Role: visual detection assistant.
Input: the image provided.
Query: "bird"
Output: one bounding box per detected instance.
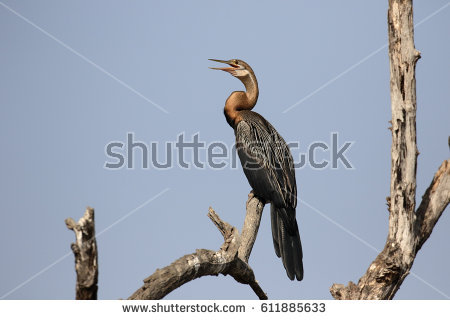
[209,58,303,281]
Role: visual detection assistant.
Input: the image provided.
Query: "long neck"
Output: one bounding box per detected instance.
[241,74,259,107]
[224,74,259,127]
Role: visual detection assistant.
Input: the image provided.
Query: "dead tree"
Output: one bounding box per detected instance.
[330,0,450,299]
[65,207,98,300]
[65,0,449,300]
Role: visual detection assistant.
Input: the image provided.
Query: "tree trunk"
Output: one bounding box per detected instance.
[65,207,98,300]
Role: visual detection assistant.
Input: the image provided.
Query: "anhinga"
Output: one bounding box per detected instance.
[209,58,303,281]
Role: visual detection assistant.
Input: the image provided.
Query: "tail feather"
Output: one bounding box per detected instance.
[271,207,281,257]
[271,205,303,281]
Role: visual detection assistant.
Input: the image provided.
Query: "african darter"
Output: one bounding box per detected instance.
[209,58,303,281]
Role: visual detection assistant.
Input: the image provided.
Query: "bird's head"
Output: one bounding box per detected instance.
[208,59,254,79]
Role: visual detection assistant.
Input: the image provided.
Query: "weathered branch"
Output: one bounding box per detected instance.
[65,207,98,300]
[238,194,265,263]
[416,160,450,250]
[330,0,449,300]
[128,192,267,300]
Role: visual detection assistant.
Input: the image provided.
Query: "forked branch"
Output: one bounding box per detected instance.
[330,0,449,300]
[128,192,267,300]
[330,160,449,299]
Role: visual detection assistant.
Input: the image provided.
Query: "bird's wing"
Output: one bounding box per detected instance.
[236,117,297,209]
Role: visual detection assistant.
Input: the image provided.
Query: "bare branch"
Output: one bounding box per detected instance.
[331,160,449,300]
[128,193,267,300]
[238,192,265,263]
[65,207,98,300]
[416,160,450,250]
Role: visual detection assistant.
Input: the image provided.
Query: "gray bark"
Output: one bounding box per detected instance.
[65,207,98,300]
[330,0,450,300]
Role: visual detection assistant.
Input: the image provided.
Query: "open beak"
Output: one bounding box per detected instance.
[208,59,238,72]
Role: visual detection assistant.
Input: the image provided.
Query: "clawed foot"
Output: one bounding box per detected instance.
[248,190,269,204]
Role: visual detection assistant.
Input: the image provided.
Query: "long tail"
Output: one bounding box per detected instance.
[271,205,303,281]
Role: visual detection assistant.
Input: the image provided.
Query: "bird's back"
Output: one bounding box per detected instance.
[235,110,297,211]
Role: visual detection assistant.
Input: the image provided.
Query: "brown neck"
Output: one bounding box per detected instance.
[224,74,259,127]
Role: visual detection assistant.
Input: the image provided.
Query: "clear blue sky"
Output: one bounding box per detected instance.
[1,0,449,299]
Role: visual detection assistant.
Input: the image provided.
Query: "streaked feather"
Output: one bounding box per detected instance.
[235,110,303,280]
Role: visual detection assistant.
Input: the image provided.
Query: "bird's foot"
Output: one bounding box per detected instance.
[248,190,269,204]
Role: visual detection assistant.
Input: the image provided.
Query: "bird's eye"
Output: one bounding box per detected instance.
[234,60,238,65]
